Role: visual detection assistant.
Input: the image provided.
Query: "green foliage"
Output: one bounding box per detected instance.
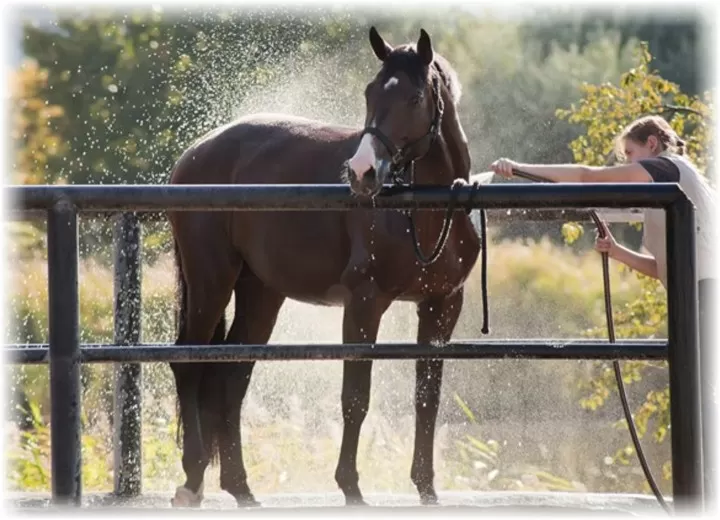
[19,7,365,186]
[561,222,584,245]
[520,9,702,95]
[6,400,113,491]
[556,41,713,171]
[10,59,67,185]
[6,402,49,490]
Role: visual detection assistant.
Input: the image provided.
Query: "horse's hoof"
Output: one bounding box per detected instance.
[345,496,368,507]
[420,493,439,506]
[170,485,204,508]
[235,496,261,508]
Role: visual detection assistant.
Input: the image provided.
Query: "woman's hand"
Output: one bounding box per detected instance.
[594,219,619,259]
[489,158,520,179]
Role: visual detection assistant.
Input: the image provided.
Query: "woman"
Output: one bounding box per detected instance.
[490,114,717,503]
[490,115,716,288]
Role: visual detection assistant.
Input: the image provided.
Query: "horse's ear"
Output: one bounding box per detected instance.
[369,26,392,62]
[417,28,434,66]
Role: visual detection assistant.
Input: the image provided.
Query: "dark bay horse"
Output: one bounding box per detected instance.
[167,27,482,508]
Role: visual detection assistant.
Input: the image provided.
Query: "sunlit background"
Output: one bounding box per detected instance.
[4,1,714,502]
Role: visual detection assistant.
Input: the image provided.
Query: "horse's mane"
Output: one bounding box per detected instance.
[432,53,462,107]
[380,44,462,107]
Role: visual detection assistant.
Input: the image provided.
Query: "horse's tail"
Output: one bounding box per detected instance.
[173,238,187,344]
[196,326,227,465]
[172,237,227,465]
[173,237,187,449]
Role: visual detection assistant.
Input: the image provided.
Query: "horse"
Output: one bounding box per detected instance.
[166,26,484,508]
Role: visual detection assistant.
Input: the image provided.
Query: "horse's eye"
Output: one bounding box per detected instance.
[409,93,422,106]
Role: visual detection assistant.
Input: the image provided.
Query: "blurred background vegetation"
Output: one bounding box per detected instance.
[5,3,714,501]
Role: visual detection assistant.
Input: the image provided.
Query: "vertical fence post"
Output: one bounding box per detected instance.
[666,195,703,512]
[47,200,81,505]
[113,212,142,497]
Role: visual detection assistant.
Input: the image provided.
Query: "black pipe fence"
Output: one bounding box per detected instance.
[3,183,704,513]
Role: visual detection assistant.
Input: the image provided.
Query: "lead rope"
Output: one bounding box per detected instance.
[405,162,460,267]
[509,168,672,514]
[405,177,489,336]
[464,180,489,335]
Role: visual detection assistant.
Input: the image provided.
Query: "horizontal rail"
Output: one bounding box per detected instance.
[5,339,668,364]
[8,183,684,212]
[7,207,647,224]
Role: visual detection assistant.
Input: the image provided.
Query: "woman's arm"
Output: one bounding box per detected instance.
[490,159,654,184]
[608,244,660,279]
[595,220,661,280]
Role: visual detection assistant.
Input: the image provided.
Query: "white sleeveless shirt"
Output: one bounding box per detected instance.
[641,153,717,287]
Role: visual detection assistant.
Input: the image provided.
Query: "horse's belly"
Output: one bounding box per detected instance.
[284,284,351,307]
[234,213,350,303]
[392,241,479,300]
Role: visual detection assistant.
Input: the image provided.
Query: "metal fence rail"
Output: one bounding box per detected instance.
[3,183,703,513]
[9,182,682,211]
[6,339,669,364]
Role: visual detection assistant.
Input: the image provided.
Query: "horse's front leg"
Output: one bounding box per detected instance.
[411,288,464,505]
[334,282,391,506]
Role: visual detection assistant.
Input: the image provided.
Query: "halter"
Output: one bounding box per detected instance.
[360,74,444,186]
[358,70,490,334]
[359,72,456,267]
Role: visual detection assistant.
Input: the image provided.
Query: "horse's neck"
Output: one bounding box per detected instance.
[440,99,471,180]
[414,96,471,185]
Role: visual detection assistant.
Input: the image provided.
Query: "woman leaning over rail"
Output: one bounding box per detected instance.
[489,113,717,503]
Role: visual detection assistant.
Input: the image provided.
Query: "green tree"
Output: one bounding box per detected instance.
[20,7,367,187]
[18,7,371,261]
[555,41,713,492]
[10,58,66,186]
[520,8,702,94]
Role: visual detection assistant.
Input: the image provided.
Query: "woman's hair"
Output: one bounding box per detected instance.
[615,115,686,160]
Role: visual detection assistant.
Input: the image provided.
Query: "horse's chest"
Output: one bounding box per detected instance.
[396,245,476,298]
[370,215,480,299]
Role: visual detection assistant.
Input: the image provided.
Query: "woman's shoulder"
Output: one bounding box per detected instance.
[638,155,681,183]
[660,152,702,170]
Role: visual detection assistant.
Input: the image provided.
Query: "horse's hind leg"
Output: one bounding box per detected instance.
[218,270,285,507]
[190,321,228,503]
[411,289,464,505]
[170,232,241,507]
[335,284,391,506]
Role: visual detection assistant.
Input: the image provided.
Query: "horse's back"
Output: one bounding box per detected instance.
[168,113,359,305]
[171,113,360,186]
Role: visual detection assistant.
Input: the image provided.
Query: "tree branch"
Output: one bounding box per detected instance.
[660,104,708,119]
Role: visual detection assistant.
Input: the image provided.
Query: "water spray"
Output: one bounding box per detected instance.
[470,167,672,514]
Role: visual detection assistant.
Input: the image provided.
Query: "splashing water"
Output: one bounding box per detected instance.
[159,6,424,491]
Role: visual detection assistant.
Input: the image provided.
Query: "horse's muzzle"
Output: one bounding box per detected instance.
[345,161,388,198]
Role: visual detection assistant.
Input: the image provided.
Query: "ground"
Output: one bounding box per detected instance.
[7,491,668,515]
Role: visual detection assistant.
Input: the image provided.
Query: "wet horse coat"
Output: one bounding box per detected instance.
[167,27,481,507]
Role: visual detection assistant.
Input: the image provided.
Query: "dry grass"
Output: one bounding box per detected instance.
[7,234,667,497]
